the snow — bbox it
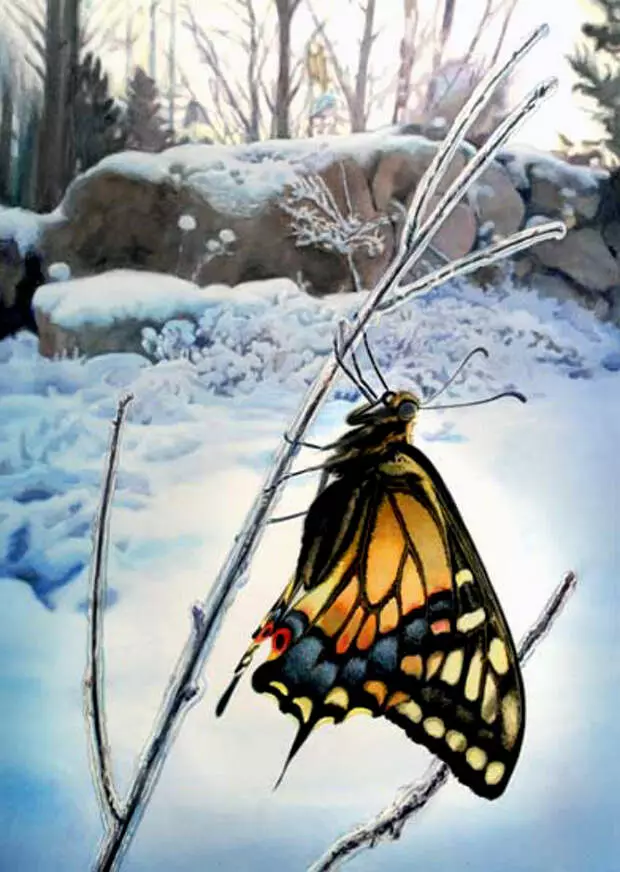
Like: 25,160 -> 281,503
33,270 -> 217,330
0,207 -> 43,255
497,144 -> 607,192
1,271 -> 619,870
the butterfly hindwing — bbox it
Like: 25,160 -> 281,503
251,443 -> 524,798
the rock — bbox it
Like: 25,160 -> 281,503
529,271 -> 589,307
470,163 -> 525,237
371,144 -> 466,211
33,269 -> 216,357
608,286 -> 620,326
531,227 -> 620,292
602,220 -> 620,257
42,148 -> 394,298
427,196 -> 477,261
530,175 -> 600,221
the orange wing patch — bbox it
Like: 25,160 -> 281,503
392,492 -> 451,596
317,576 -> 359,637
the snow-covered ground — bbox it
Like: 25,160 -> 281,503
1,273 -> 619,871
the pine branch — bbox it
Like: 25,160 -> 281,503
84,394 -> 134,826
309,572 -> 578,872
89,26 -> 557,871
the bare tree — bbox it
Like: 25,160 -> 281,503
393,0 -> 420,124
307,0 -> 379,132
274,0 -> 301,138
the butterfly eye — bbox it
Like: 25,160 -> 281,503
397,400 -> 418,421
271,627 -> 292,655
253,621 -> 275,643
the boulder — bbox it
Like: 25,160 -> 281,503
470,163 -> 525,238
33,269 -> 217,357
530,227 -> 620,292
41,146 -> 394,298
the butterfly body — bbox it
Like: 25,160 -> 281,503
218,390 -> 525,799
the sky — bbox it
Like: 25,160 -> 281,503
104,0 -> 601,149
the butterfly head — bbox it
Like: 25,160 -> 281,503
346,389 -> 421,435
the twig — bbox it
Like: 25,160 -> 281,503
379,220 -> 566,314
308,571 -> 578,872
84,394 -> 134,826
91,27 -> 558,871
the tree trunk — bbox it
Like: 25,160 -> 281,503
37,0 -> 63,210
149,1 -> 158,81
168,0 -> 177,135
274,0 -> 297,139
0,78 -> 14,204
393,0 -> 418,124
351,0 -> 376,132
62,0 -> 80,190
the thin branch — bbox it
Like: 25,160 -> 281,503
381,220 -> 566,314
309,571 -> 578,872
91,27 -> 557,871
84,394 -> 134,826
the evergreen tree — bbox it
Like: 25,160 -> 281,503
74,52 -> 127,172
569,0 -> 620,160
125,67 -> 173,153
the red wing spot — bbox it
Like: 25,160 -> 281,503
431,619 -> 451,635
253,621 -> 275,643
271,627 -> 292,655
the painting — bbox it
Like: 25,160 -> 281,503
1,2 -> 618,871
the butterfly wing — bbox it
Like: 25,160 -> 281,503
249,446 -> 524,798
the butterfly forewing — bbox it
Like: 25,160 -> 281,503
249,443 -> 524,799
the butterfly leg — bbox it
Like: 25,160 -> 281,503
269,468 -> 330,524
284,433 -> 327,452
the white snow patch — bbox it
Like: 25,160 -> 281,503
499,145 -> 607,192
0,207 -> 43,255
48,261 -> 72,282
33,270 -> 215,330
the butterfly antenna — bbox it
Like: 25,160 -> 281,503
350,346 -> 379,401
363,331 -> 390,393
425,389 -> 527,411
273,721 -> 313,791
333,328 -> 376,402
422,347 -> 489,406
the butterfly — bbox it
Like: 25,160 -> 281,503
216,342 -> 526,799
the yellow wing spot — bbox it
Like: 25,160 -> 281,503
366,499 -> 404,605
357,614 -> 377,651
364,680 -> 388,706
315,716 -> 336,730
396,700 -> 423,723
345,706 -> 373,720
379,597 -> 400,634
481,673 -> 499,724
386,691 -> 410,710
446,730 -> 467,753
401,654 -> 424,678
325,687 -> 349,709
293,697 -> 313,723
456,608 -> 486,633
466,746 -> 487,771
317,577 -> 360,637
336,605 -> 365,655
400,555 -> 425,615
441,649 -> 464,686
489,637 -> 510,675
426,651 -> 444,679
485,761 -> 506,786
268,681 -> 289,696
501,691 -> 521,750
423,717 -> 446,739
456,569 -> 474,586
465,648 -> 484,701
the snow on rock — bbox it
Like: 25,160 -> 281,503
0,207 -> 44,255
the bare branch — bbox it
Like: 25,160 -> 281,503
309,571 -> 578,872
91,29 -> 558,870
490,0 -> 519,67
84,394 -> 134,826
